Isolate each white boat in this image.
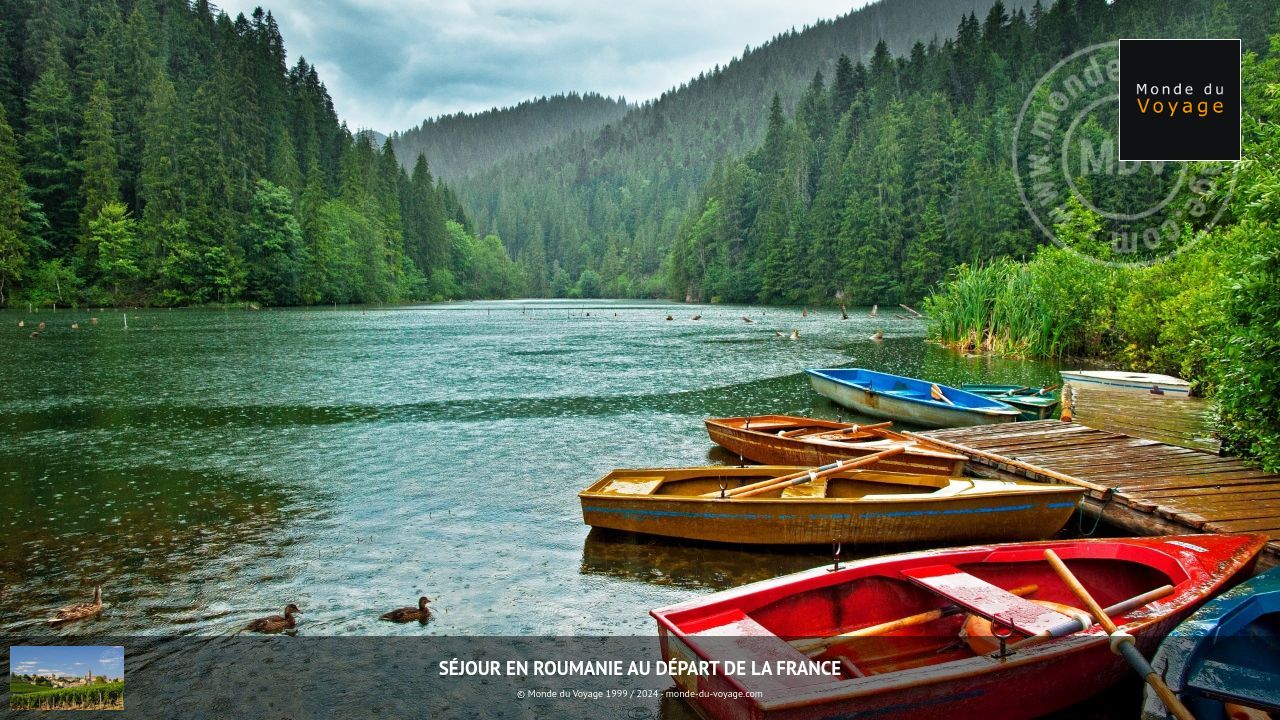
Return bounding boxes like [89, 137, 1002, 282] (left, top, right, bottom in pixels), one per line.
[1060, 370, 1191, 395]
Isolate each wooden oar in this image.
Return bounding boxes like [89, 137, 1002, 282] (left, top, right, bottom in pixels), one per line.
[1038, 383, 1061, 396]
[837, 421, 894, 435]
[1044, 550, 1196, 720]
[1003, 584, 1175, 652]
[703, 446, 909, 499]
[929, 384, 955, 405]
[791, 584, 1039, 655]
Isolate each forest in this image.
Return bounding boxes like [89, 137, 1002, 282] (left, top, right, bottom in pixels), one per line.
[455, 0, 1041, 299]
[391, 93, 631, 182]
[0, 0, 524, 308]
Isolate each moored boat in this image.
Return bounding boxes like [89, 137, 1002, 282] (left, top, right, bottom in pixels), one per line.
[961, 384, 1061, 421]
[651, 533, 1266, 720]
[705, 415, 967, 476]
[806, 368, 1021, 428]
[1061, 370, 1191, 396]
[1144, 566, 1280, 720]
[579, 465, 1083, 545]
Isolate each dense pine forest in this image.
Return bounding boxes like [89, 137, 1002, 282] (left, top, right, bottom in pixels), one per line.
[0, 0, 523, 308]
[456, 0, 1039, 298]
[668, 0, 1273, 306]
[391, 93, 631, 182]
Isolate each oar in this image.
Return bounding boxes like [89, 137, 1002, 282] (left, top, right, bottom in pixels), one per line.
[837, 421, 895, 435]
[1037, 383, 1061, 396]
[930, 384, 955, 405]
[734, 446, 909, 499]
[1003, 584, 1175, 653]
[703, 446, 909, 499]
[791, 584, 1039, 655]
[1044, 550, 1196, 720]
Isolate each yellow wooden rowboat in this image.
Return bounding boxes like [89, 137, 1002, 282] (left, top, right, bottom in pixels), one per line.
[578, 466, 1084, 545]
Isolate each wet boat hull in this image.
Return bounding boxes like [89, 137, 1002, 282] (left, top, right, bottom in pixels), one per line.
[807, 371, 1019, 428]
[705, 415, 967, 476]
[652, 534, 1266, 720]
[579, 467, 1083, 545]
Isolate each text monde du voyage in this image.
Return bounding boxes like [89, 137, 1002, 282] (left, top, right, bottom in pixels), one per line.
[1134, 82, 1229, 118]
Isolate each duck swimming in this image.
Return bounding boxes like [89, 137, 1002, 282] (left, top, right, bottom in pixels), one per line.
[380, 596, 431, 623]
[246, 603, 301, 633]
[49, 586, 102, 624]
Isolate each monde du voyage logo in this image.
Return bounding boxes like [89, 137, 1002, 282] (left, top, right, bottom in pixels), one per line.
[1013, 39, 1241, 266]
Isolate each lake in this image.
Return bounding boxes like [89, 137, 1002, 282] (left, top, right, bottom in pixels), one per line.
[0, 300, 1067, 637]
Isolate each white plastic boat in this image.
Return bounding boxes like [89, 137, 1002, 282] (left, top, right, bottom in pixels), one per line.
[1060, 370, 1190, 395]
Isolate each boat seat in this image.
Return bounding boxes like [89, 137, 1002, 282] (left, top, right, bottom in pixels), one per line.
[900, 564, 1072, 636]
[1186, 660, 1280, 711]
[780, 479, 828, 498]
[603, 476, 665, 495]
[688, 611, 843, 693]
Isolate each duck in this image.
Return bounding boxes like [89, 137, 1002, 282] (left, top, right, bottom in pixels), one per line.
[789, 328, 800, 341]
[29, 331, 39, 339]
[246, 603, 301, 633]
[380, 596, 431, 623]
[17, 320, 23, 328]
[37, 321, 46, 330]
[871, 329, 884, 341]
[665, 315, 673, 321]
[49, 586, 102, 624]
[741, 316, 753, 323]
[70, 322, 79, 330]
[690, 314, 701, 321]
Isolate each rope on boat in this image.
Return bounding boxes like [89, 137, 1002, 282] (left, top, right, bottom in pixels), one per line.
[1077, 487, 1116, 536]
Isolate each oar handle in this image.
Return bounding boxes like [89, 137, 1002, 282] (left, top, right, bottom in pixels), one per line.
[1044, 550, 1196, 720]
[1044, 550, 1117, 633]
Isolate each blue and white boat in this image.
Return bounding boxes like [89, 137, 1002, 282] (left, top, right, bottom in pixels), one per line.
[1144, 566, 1280, 720]
[805, 368, 1022, 428]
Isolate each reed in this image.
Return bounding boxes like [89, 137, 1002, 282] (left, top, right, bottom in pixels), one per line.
[924, 249, 1117, 359]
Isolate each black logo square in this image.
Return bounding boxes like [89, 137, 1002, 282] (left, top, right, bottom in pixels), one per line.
[1119, 39, 1241, 161]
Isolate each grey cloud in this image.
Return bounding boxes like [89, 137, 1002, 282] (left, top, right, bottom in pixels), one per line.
[219, 0, 858, 132]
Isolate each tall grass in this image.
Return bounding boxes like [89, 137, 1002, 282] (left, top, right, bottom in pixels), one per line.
[923, 247, 1120, 358]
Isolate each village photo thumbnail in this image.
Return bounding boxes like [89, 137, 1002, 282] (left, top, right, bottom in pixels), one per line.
[8, 646, 124, 711]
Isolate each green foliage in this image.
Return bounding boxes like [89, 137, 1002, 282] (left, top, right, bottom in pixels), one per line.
[0, 0, 519, 308]
[9, 681, 124, 710]
[0, 102, 27, 305]
[88, 201, 140, 304]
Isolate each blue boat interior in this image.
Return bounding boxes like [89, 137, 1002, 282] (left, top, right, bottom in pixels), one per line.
[1185, 588, 1280, 713]
[808, 369, 1014, 411]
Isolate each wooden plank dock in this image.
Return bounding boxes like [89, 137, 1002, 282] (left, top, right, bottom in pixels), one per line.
[1065, 385, 1219, 452]
[908, 419, 1280, 570]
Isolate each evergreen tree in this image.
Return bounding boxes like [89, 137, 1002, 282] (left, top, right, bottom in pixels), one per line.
[0, 104, 27, 305]
[80, 80, 120, 236]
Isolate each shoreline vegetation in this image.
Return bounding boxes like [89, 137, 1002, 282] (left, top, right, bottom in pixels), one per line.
[8, 681, 125, 711]
[924, 40, 1280, 471]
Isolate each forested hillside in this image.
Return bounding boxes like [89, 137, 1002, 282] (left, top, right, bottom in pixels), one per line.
[668, 0, 1274, 306]
[0, 0, 522, 308]
[455, 0, 1041, 298]
[391, 93, 631, 181]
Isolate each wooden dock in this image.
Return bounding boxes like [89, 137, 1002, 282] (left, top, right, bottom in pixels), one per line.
[1065, 385, 1219, 452]
[909, 420, 1280, 569]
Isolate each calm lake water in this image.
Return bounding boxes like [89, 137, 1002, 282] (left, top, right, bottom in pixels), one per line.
[0, 300, 1063, 639]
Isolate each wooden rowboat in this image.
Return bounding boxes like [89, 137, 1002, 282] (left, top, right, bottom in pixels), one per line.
[651, 534, 1266, 720]
[1061, 370, 1191, 396]
[806, 368, 1021, 428]
[705, 415, 967, 476]
[960, 384, 1061, 421]
[1145, 565, 1280, 719]
[578, 465, 1083, 545]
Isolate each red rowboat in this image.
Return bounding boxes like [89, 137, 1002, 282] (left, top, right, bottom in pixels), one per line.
[650, 534, 1265, 720]
[706, 415, 968, 476]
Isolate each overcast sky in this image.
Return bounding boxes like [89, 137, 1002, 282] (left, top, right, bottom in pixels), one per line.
[218, 1, 864, 134]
